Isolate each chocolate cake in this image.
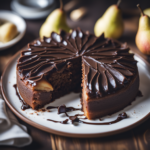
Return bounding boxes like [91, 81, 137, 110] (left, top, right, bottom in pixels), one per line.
[17, 28, 139, 119]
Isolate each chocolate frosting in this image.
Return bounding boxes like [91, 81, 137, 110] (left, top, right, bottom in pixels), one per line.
[17, 28, 137, 97]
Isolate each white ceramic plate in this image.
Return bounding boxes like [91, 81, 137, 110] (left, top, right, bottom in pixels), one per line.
[13, 0, 55, 11]
[1, 51, 150, 138]
[0, 11, 26, 51]
[11, 0, 56, 19]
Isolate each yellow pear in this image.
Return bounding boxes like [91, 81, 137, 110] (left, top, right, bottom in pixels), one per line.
[144, 8, 150, 17]
[33, 79, 53, 92]
[40, 0, 70, 38]
[0, 22, 18, 43]
[136, 4, 150, 55]
[94, 0, 124, 39]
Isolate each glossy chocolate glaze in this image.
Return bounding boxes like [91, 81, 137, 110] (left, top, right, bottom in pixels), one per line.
[17, 28, 137, 98]
[13, 84, 30, 110]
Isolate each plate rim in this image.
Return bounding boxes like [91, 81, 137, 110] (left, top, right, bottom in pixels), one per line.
[1, 50, 150, 138]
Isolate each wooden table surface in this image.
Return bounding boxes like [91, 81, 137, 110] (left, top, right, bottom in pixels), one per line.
[1, 0, 150, 150]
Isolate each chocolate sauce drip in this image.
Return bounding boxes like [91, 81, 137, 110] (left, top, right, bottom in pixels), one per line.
[75, 114, 85, 117]
[47, 112, 127, 125]
[21, 103, 30, 110]
[69, 116, 80, 123]
[47, 119, 68, 124]
[17, 28, 137, 99]
[47, 104, 127, 125]
[46, 105, 81, 113]
[48, 104, 85, 123]
[66, 107, 81, 112]
[67, 114, 86, 123]
[78, 112, 128, 125]
[58, 105, 82, 116]
[58, 105, 66, 114]
[137, 90, 143, 97]
[13, 84, 30, 110]
[65, 112, 84, 118]
[46, 106, 58, 109]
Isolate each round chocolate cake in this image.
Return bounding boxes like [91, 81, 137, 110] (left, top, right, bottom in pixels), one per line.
[17, 28, 139, 119]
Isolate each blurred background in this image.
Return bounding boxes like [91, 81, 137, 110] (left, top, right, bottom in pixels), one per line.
[0, 0, 150, 74]
[1, 1, 150, 149]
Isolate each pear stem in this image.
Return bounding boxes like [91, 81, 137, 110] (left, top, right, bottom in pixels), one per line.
[137, 4, 144, 16]
[60, 0, 63, 10]
[117, 0, 122, 7]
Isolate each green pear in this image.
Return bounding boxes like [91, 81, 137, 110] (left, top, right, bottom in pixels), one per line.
[40, 0, 70, 38]
[136, 4, 150, 55]
[94, 0, 124, 39]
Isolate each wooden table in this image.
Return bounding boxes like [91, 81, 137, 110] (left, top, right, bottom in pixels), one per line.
[1, 0, 150, 149]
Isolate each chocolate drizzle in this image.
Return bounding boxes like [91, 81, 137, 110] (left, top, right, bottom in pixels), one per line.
[46, 105, 82, 113]
[58, 105, 81, 114]
[13, 84, 30, 110]
[46, 106, 58, 109]
[137, 90, 143, 97]
[17, 28, 137, 98]
[47, 104, 128, 125]
[79, 112, 128, 125]
[47, 119, 68, 124]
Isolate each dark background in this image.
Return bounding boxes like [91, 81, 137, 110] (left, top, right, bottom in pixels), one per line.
[1, 0, 150, 150]
[1, 0, 150, 74]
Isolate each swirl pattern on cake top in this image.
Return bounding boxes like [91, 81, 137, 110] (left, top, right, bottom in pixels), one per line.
[17, 28, 137, 97]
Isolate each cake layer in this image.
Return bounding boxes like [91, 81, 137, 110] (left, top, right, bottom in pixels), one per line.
[17, 57, 81, 109]
[82, 73, 139, 119]
[17, 74, 52, 109]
